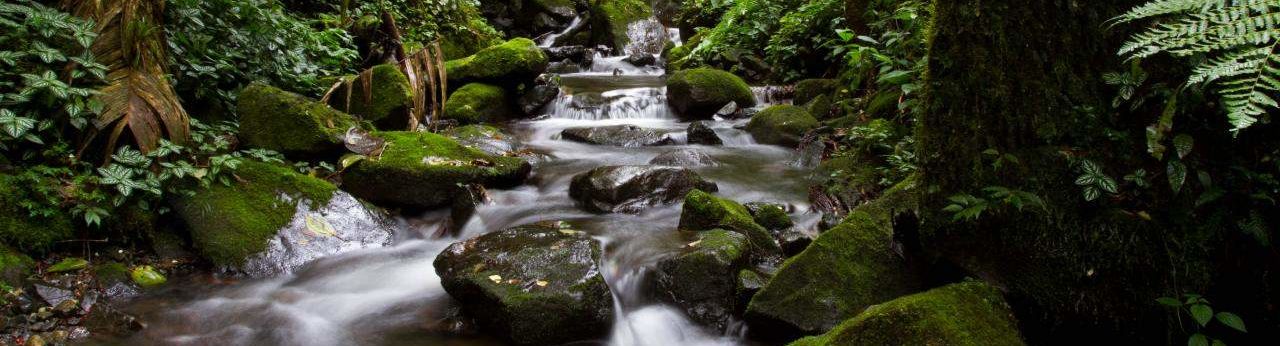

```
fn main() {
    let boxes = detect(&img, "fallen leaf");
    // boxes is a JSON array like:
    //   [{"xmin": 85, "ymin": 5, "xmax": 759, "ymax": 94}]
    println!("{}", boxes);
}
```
[
  {"xmin": 488, "ymin": 275, "xmax": 502, "ymax": 283},
  {"xmin": 536, "ymin": 280, "xmax": 549, "ymax": 287},
  {"xmin": 687, "ymin": 240, "xmax": 702, "ymax": 248},
  {"xmin": 305, "ymin": 214, "xmax": 338, "ymax": 238},
  {"xmin": 48, "ymin": 258, "xmax": 88, "ymax": 273}
]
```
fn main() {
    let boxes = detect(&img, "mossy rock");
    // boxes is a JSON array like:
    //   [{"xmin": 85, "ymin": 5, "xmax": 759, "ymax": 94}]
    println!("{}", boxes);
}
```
[
  {"xmin": 0, "ymin": 175, "xmax": 75, "ymax": 253},
  {"xmin": 342, "ymin": 131, "xmax": 532, "ymax": 209},
  {"xmin": 326, "ymin": 64, "xmax": 415, "ymax": 130},
  {"xmin": 655, "ymin": 229, "xmax": 749, "ymax": 330},
  {"xmin": 746, "ymin": 206, "xmax": 924, "ymax": 338},
  {"xmin": 0, "ymin": 246, "xmax": 34, "ymax": 288},
  {"xmin": 744, "ymin": 202, "xmax": 794, "ymax": 231},
  {"xmin": 590, "ymin": 0, "xmax": 653, "ymax": 51},
  {"xmin": 679, "ymin": 190, "xmax": 781, "ymax": 254},
  {"xmin": 172, "ymin": 160, "xmax": 337, "ymax": 267},
  {"xmin": 434, "ymin": 222, "xmax": 613, "ymax": 345},
  {"xmin": 787, "ymin": 281, "xmax": 1026, "ymax": 346},
  {"xmin": 666, "ymin": 68, "xmax": 756, "ymax": 120},
  {"xmin": 237, "ymin": 84, "xmax": 361, "ymax": 157},
  {"xmin": 444, "ymin": 124, "xmax": 521, "ymax": 156},
  {"xmin": 747, "ymin": 105, "xmax": 819, "ymax": 147},
  {"xmin": 446, "ymin": 38, "xmax": 549, "ymax": 87},
  {"xmin": 92, "ymin": 262, "xmax": 131, "ymax": 287},
  {"xmin": 793, "ymin": 79, "xmax": 839, "ymax": 105},
  {"xmin": 805, "ymin": 94, "xmax": 835, "ymax": 120},
  {"xmin": 439, "ymin": 2, "xmax": 505, "ymax": 60},
  {"xmin": 443, "ymin": 83, "xmax": 516, "ymax": 125}
]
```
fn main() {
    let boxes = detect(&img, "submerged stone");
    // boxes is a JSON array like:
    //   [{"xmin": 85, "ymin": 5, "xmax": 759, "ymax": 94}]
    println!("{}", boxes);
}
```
[
  {"xmin": 238, "ymin": 84, "xmax": 361, "ymax": 157},
  {"xmin": 747, "ymin": 105, "xmax": 819, "ymax": 147},
  {"xmin": 342, "ymin": 131, "xmax": 532, "ymax": 209},
  {"xmin": 434, "ymin": 222, "xmax": 613, "ymax": 345},
  {"xmin": 666, "ymin": 68, "xmax": 757, "ymax": 120},
  {"xmin": 570, "ymin": 165, "xmax": 718, "ymax": 214},
  {"xmin": 561, "ymin": 124, "xmax": 675, "ymax": 147}
]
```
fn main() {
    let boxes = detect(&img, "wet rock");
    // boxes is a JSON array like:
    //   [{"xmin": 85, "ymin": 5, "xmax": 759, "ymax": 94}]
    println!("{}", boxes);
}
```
[
  {"xmin": 0, "ymin": 246, "xmax": 35, "ymax": 287},
  {"xmin": 561, "ymin": 125, "xmax": 675, "ymax": 147},
  {"xmin": 679, "ymin": 190, "xmax": 782, "ymax": 255},
  {"xmin": 446, "ymin": 184, "xmax": 489, "ymax": 237},
  {"xmin": 744, "ymin": 202, "xmax": 793, "ymax": 231},
  {"xmin": 323, "ymin": 64, "xmax": 415, "ymax": 129},
  {"xmin": 518, "ymin": 78, "xmax": 561, "ymax": 116},
  {"xmin": 544, "ymin": 45, "xmax": 595, "ymax": 64},
  {"xmin": 747, "ymin": 105, "xmax": 819, "ymax": 147},
  {"xmin": 654, "ymin": 229, "xmax": 749, "ymax": 331},
  {"xmin": 444, "ymin": 124, "xmax": 521, "ymax": 156},
  {"xmin": 715, "ymin": 101, "xmax": 744, "ymax": 119},
  {"xmin": 737, "ymin": 269, "xmax": 770, "ymax": 304},
  {"xmin": 649, "ymin": 149, "xmax": 717, "ymax": 167},
  {"xmin": 774, "ymin": 228, "xmax": 814, "ymax": 258},
  {"xmin": 128, "ymin": 266, "xmax": 166, "ymax": 287},
  {"xmin": 446, "ymin": 38, "xmax": 549, "ymax": 87},
  {"xmin": 667, "ymin": 68, "xmax": 757, "ymax": 120},
  {"xmin": 342, "ymin": 131, "xmax": 532, "ymax": 209},
  {"xmin": 34, "ymin": 284, "xmax": 74, "ymax": 308},
  {"xmin": 172, "ymin": 161, "xmax": 394, "ymax": 277},
  {"xmin": 788, "ymin": 281, "xmax": 1026, "ymax": 346},
  {"xmin": 546, "ymin": 59, "xmax": 584, "ymax": 74},
  {"xmin": 238, "ymin": 84, "xmax": 362, "ymax": 157},
  {"xmin": 589, "ymin": 0, "xmax": 654, "ymax": 51},
  {"xmin": 686, "ymin": 121, "xmax": 723, "ymax": 145},
  {"xmin": 434, "ymin": 222, "xmax": 613, "ymax": 345},
  {"xmin": 444, "ymin": 83, "xmax": 517, "ymax": 125},
  {"xmin": 82, "ymin": 304, "xmax": 144, "ymax": 337},
  {"xmin": 570, "ymin": 166, "xmax": 718, "ymax": 213},
  {"xmin": 53, "ymin": 299, "xmax": 78, "ymax": 316},
  {"xmin": 623, "ymin": 54, "xmax": 656, "ymax": 67}
]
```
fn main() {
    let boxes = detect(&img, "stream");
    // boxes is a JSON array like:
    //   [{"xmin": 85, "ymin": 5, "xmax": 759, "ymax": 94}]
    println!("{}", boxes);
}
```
[{"xmin": 88, "ymin": 16, "xmax": 820, "ymax": 346}]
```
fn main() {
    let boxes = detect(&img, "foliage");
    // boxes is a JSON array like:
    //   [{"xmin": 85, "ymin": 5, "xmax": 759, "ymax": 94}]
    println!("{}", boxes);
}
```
[
  {"xmin": 1114, "ymin": 0, "xmax": 1280, "ymax": 132},
  {"xmin": 679, "ymin": 0, "xmax": 805, "ymax": 76},
  {"xmin": 763, "ymin": 0, "xmax": 846, "ymax": 82},
  {"xmin": 1075, "ymin": 159, "xmax": 1120, "ymax": 202},
  {"xmin": 826, "ymin": 0, "xmax": 929, "ymax": 119},
  {"xmin": 1157, "ymin": 293, "xmax": 1248, "ymax": 346}
]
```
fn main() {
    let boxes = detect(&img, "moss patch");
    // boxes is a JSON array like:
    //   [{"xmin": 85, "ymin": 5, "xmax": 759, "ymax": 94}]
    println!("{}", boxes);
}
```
[
  {"xmin": 93, "ymin": 262, "xmax": 131, "ymax": 287},
  {"xmin": 590, "ymin": 0, "xmax": 653, "ymax": 51},
  {"xmin": 0, "ymin": 175, "xmax": 75, "ymax": 253},
  {"xmin": 439, "ymin": 2, "xmax": 505, "ymax": 60},
  {"xmin": 444, "ymin": 83, "xmax": 515, "ymax": 125},
  {"xmin": 446, "ymin": 38, "xmax": 549, "ymax": 86},
  {"xmin": 655, "ymin": 229, "xmax": 749, "ymax": 328},
  {"xmin": 666, "ymin": 68, "xmax": 756, "ymax": 120},
  {"xmin": 787, "ymin": 281, "xmax": 1025, "ymax": 346},
  {"xmin": 237, "ymin": 84, "xmax": 361, "ymax": 157},
  {"xmin": 342, "ymin": 131, "xmax": 531, "ymax": 209},
  {"xmin": 326, "ymin": 64, "xmax": 415, "ymax": 129},
  {"xmin": 172, "ymin": 160, "xmax": 337, "ymax": 266},
  {"xmin": 794, "ymin": 79, "xmax": 839, "ymax": 106},
  {"xmin": 680, "ymin": 190, "xmax": 781, "ymax": 254},
  {"xmin": 0, "ymin": 246, "xmax": 34, "ymax": 288},
  {"xmin": 747, "ymin": 105, "xmax": 819, "ymax": 147}
]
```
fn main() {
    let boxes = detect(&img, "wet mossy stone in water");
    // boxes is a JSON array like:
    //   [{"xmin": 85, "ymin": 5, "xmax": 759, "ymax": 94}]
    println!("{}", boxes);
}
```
[
  {"xmin": 654, "ymin": 229, "xmax": 749, "ymax": 330},
  {"xmin": 666, "ymin": 68, "xmax": 756, "ymax": 120},
  {"xmin": 793, "ymin": 79, "xmax": 839, "ymax": 105},
  {"xmin": 569, "ymin": 165, "xmax": 718, "ymax": 214},
  {"xmin": 746, "ymin": 209, "xmax": 924, "ymax": 338},
  {"xmin": 687, "ymin": 121, "xmax": 723, "ymax": 145},
  {"xmin": 325, "ymin": 64, "xmax": 414, "ymax": 130},
  {"xmin": 238, "ymin": 84, "xmax": 361, "ymax": 157},
  {"xmin": 446, "ymin": 38, "xmax": 549, "ymax": 86},
  {"xmin": 0, "ymin": 246, "xmax": 34, "ymax": 287},
  {"xmin": 0, "ymin": 175, "xmax": 75, "ymax": 253},
  {"xmin": 434, "ymin": 222, "xmax": 613, "ymax": 345},
  {"xmin": 788, "ymin": 281, "xmax": 1026, "ymax": 346},
  {"xmin": 747, "ymin": 105, "xmax": 819, "ymax": 147},
  {"xmin": 444, "ymin": 124, "xmax": 520, "ymax": 156},
  {"xmin": 744, "ymin": 202, "xmax": 793, "ymax": 231},
  {"xmin": 443, "ymin": 83, "xmax": 516, "ymax": 125},
  {"xmin": 561, "ymin": 124, "xmax": 675, "ymax": 147},
  {"xmin": 679, "ymin": 190, "xmax": 782, "ymax": 254},
  {"xmin": 342, "ymin": 131, "xmax": 532, "ymax": 209},
  {"xmin": 590, "ymin": 0, "xmax": 653, "ymax": 51}
]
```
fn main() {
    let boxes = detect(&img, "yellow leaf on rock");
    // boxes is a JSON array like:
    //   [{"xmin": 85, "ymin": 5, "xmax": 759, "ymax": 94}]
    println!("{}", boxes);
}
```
[
  {"xmin": 305, "ymin": 214, "xmax": 338, "ymax": 238},
  {"xmin": 488, "ymin": 275, "xmax": 502, "ymax": 283},
  {"xmin": 536, "ymin": 280, "xmax": 549, "ymax": 287}
]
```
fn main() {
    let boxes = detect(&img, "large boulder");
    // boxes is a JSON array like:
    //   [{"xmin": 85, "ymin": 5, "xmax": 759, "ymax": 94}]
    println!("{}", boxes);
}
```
[
  {"xmin": 746, "ymin": 105, "xmax": 819, "ymax": 147},
  {"xmin": 666, "ymin": 68, "xmax": 756, "ymax": 120},
  {"xmin": 589, "ymin": 0, "xmax": 654, "ymax": 51},
  {"xmin": 238, "ymin": 84, "xmax": 361, "ymax": 157},
  {"xmin": 654, "ymin": 229, "xmax": 750, "ymax": 330},
  {"xmin": 446, "ymin": 38, "xmax": 549, "ymax": 87},
  {"xmin": 788, "ymin": 281, "xmax": 1026, "ymax": 346},
  {"xmin": 0, "ymin": 175, "xmax": 75, "ymax": 253},
  {"xmin": 570, "ymin": 166, "xmax": 718, "ymax": 213},
  {"xmin": 325, "ymin": 64, "xmax": 415, "ymax": 129},
  {"xmin": 679, "ymin": 190, "xmax": 781, "ymax": 254},
  {"xmin": 561, "ymin": 125, "xmax": 675, "ymax": 147},
  {"xmin": 342, "ymin": 131, "xmax": 532, "ymax": 209},
  {"xmin": 171, "ymin": 161, "xmax": 393, "ymax": 277},
  {"xmin": 444, "ymin": 83, "xmax": 517, "ymax": 125},
  {"xmin": 434, "ymin": 222, "xmax": 613, "ymax": 345},
  {"xmin": 745, "ymin": 208, "xmax": 924, "ymax": 338}
]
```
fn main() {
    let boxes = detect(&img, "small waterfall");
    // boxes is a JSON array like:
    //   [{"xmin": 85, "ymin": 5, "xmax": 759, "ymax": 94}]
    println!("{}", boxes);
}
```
[
  {"xmin": 751, "ymin": 86, "xmax": 795, "ymax": 106},
  {"xmin": 539, "ymin": 16, "xmax": 585, "ymax": 48},
  {"xmin": 545, "ymin": 85, "xmax": 673, "ymax": 120}
]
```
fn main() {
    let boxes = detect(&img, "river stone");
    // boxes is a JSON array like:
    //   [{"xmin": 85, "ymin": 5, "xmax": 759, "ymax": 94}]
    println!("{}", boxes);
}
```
[
  {"xmin": 569, "ymin": 165, "xmax": 718, "ymax": 213},
  {"xmin": 172, "ymin": 161, "xmax": 393, "ymax": 277},
  {"xmin": 324, "ymin": 64, "xmax": 414, "ymax": 129},
  {"xmin": 342, "ymin": 131, "xmax": 532, "ymax": 209},
  {"xmin": 443, "ymin": 83, "xmax": 516, "ymax": 125},
  {"xmin": 237, "ymin": 84, "xmax": 362, "ymax": 157},
  {"xmin": 446, "ymin": 38, "xmax": 549, "ymax": 87},
  {"xmin": 518, "ymin": 78, "xmax": 561, "ymax": 116},
  {"xmin": 747, "ymin": 105, "xmax": 820, "ymax": 147},
  {"xmin": 788, "ymin": 281, "xmax": 1026, "ymax": 346},
  {"xmin": 444, "ymin": 124, "xmax": 521, "ymax": 157},
  {"xmin": 666, "ymin": 68, "xmax": 757, "ymax": 120},
  {"xmin": 649, "ymin": 149, "xmax": 717, "ymax": 167},
  {"xmin": 561, "ymin": 125, "xmax": 675, "ymax": 147},
  {"xmin": 434, "ymin": 222, "xmax": 613, "ymax": 345},
  {"xmin": 654, "ymin": 229, "xmax": 749, "ymax": 331},
  {"xmin": 687, "ymin": 121, "xmax": 723, "ymax": 145},
  {"xmin": 680, "ymin": 190, "xmax": 782, "ymax": 255}
]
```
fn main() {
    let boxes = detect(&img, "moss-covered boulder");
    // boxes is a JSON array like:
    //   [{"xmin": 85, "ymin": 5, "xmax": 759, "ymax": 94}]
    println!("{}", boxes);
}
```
[
  {"xmin": 744, "ymin": 202, "xmax": 794, "ymax": 231},
  {"xmin": 654, "ymin": 229, "xmax": 750, "ymax": 330},
  {"xmin": 788, "ymin": 281, "xmax": 1025, "ymax": 346},
  {"xmin": 342, "ymin": 131, "xmax": 532, "ymax": 209},
  {"xmin": 446, "ymin": 38, "xmax": 549, "ymax": 87},
  {"xmin": 745, "ymin": 208, "xmax": 924, "ymax": 338},
  {"xmin": 679, "ymin": 190, "xmax": 781, "ymax": 254},
  {"xmin": 570, "ymin": 166, "xmax": 718, "ymax": 213},
  {"xmin": 0, "ymin": 175, "xmax": 75, "ymax": 253},
  {"xmin": 0, "ymin": 246, "xmax": 34, "ymax": 288},
  {"xmin": 666, "ymin": 68, "xmax": 756, "ymax": 120},
  {"xmin": 793, "ymin": 79, "xmax": 839, "ymax": 105},
  {"xmin": 325, "ymin": 64, "xmax": 415, "ymax": 129},
  {"xmin": 238, "ymin": 84, "xmax": 361, "ymax": 157},
  {"xmin": 443, "ymin": 83, "xmax": 516, "ymax": 125},
  {"xmin": 747, "ymin": 105, "xmax": 819, "ymax": 147},
  {"xmin": 435, "ymin": 222, "xmax": 613, "ymax": 345},
  {"xmin": 172, "ymin": 161, "xmax": 394, "ymax": 276},
  {"xmin": 444, "ymin": 124, "xmax": 521, "ymax": 156},
  {"xmin": 590, "ymin": 0, "xmax": 654, "ymax": 51}
]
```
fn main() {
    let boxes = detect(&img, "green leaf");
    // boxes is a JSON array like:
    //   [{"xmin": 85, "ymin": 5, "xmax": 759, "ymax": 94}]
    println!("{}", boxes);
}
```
[
  {"xmin": 1156, "ymin": 297, "xmax": 1182, "ymax": 307},
  {"xmin": 1190, "ymin": 303, "xmax": 1213, "ymax": 326},
  {"xmin": 1168, "ymin": 160, "xmax": 1187, "ymax": 194},
  {"xmin": 48, "ymin": 257, "xmax": 88, "ymax": 273},
  {"xmin": 1173, "ymin": 134, "xmax": 1194, "ymax": 159},
  {"xmin": 130, "ymin": 265, "xmax": 167, "ymax": 287},
  {"xmin": 1188, "ymin": 334, "xmax": 1208, "ymax": 346},
  {"xmin": 1215, "ymin": 312, "xmax": 1247, "ymax": 333},
  {"xmin": 339, "ymin": 153, "xmax": 366, "ymax": 169}
]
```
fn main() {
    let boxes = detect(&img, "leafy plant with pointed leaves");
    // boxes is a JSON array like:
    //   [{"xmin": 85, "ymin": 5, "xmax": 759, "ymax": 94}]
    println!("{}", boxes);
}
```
[
  {"xmin": 1157, "ymin": 293, "xmax": 1247, "ymax": 346},
  {"xmin": 1075, "ymin": 159, "xmax": 1120, "ymax": 201}
]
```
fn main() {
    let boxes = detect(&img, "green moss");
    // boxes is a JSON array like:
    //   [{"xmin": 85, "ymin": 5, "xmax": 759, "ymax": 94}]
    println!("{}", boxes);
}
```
[
  {"xmin": 0, "ymin": 246, "xmax": 34, "ymax": 287},
  {"xmin": 747, "ymin": 105, "xmax": 819, "ymax": 147},
  {"xmin": 342, "ymin": 131, "xmax": 531, "ymax": 208},
  {"xmin": 666, "ymin": 68, "xmax": 756, "ymax": 119},
  {"xmin": 590, "ymin": 0, "xmax": 653, "ymax": 51},
  {"xmin": 237, "ymin": 84, "xmax": 361, "ymax": 156},
  {"xmin": 745, "ymin": 202, "xmax": 923, "ymax": 336},
  {"xmin": 446, "ymin": 38, "xmax": 549, "ymax": 86},
  {"xmin": 439, "ymin": 2, "xmax": 505, "ymax": 60},
  {"xmin": 444, "ymin": 83, "xmax": 515, "ymax": 125},
  {"xmin": 445, "ymin": 124, "xmax": 504, "ymax": 140},
  {"xmin": 746, "ymin": 203, "xmax": 793, "ymax": 231},
  {"xmin": 326, "ymin": 64, "xmax": 414, "ymax": 129},
  {"xmin": 173, "ymin": 160, "xmax": 337, "ymax": 266},
  {"xmin": 655, "ymin": 229, "xmax": 749, "ymax": 327},
  {"xmin": 0, "ymin": 175, "xmax": 75, "ymax": 253},
  {"xmin": 794, "ymin": 79, "xmax": 839, "ymax": 105},
  {"xmin": 787, "ymin": 281, "xmax": 1025, "ymax": 346},
  {"xmin": 93, "ymin": 262, "xmax": 131, "ymax": 287},
  {"xmin": 679, "ymin": 190, "xmax": 781, "ymax": 254}
]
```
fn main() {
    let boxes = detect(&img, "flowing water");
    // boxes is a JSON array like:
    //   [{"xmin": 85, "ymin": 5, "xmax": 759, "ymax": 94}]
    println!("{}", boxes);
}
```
[{"xmin": 90, "ymin": 13, "xmax": 820, "ymax": 346}]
